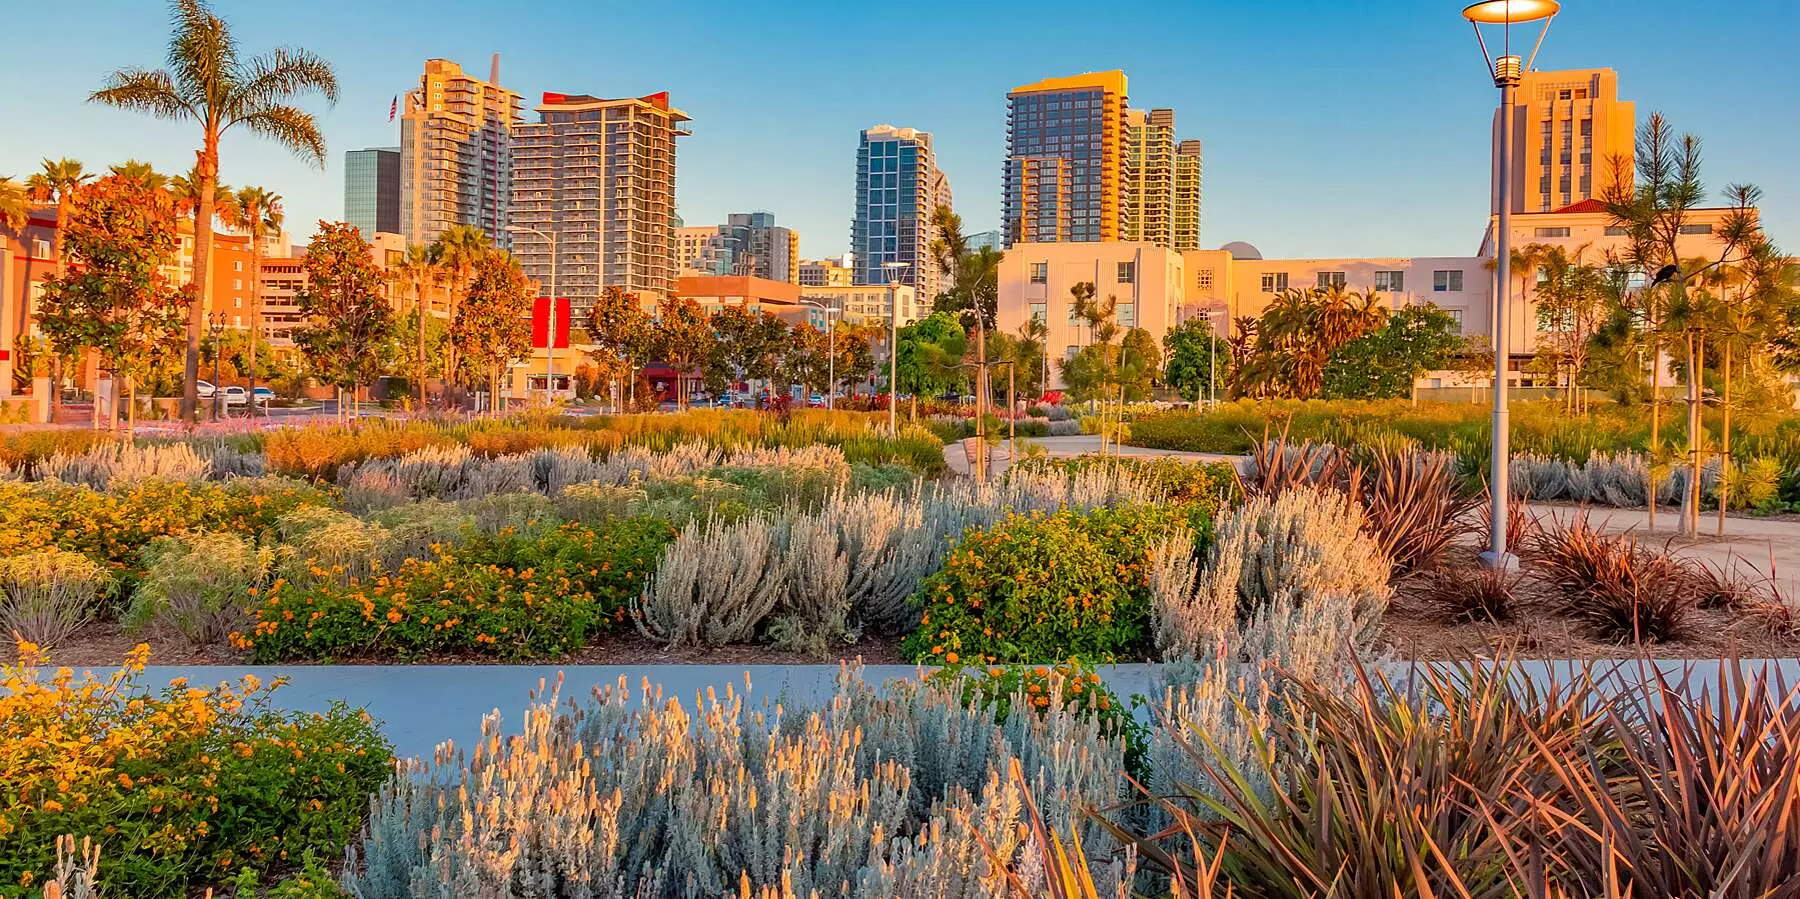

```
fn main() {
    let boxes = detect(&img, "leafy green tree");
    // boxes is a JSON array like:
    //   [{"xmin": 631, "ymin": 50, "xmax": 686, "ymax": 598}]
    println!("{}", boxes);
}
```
[
  {"xmin": 1163, "ymin": 317, "xmax": 1228, "ymax": 402},
  {"xmin": 1119, "ymin": 327, "xmax": 1160, "ymax": 401},
  {"xmin": 293, "ymin": 221, "xmax": 392, "ymax": 407},
  {"xmin": 1236, "ymin": 286, "xmax": 1385, "ymax": 399},
  {"xmin": 0, "ymin": 177, "xmax": 29, "ymax": 231},
  {"xmin": 709, "ymin": 304, "xmax": 789, "ymax": 394},
  {"xmin": 588, "ymin": 286, "xmax": 652, "ymax": 410},
  {"xmin": 894, "ymin": 311, "xmax": 967, "ymax": 416},
  {"xmin": 34, "ymin": 173, "xmax": 186, "ymax": 431},
  {"xmin": 25, "ymin": 158, "xmax": 90, "ymax": 264},
  {"xmin": 652, "ymin": 295, "xmax": 714, "ymax": 409},
  {"xmin": 452, "ymin": 251, "xmax": 534, "ymax": 412},
  {"xmin": 1321, "ymin": 304, "xmax": 1462, "ymax": 400},
  {"xmin": 93, "ymin": 0, "xmax": 337, "ymax": 422},
  {"xmin": 1060, "ymin": 282, "xmax": 1124, "ymax": 403},
  {"xmin": 832, "ymin": 324, "xmax": 877, "ymax": 396},
  {"xmin": 390, "ymin": 243, "xmax": 443, "ymax": 406},
  {"xmin": 779, "ymin": 322, "xmax": 830, "ymax": 401}
]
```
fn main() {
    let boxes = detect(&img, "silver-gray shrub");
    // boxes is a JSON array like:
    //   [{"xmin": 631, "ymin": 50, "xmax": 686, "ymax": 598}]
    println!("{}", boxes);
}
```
[
  {"xmin": 828, "ymin": 489, "xmax": 938, "ymax": 636},
  {"xmin": 1173, "ymin": 486, "xmax": 1391, "ymax": 657},
  {"xmin": 343, "ymin": 668, "xmax": 1129, "ymax": 898},
  {"xmin": 38, "ymin": 441, "xmax": 212, "ymax": 488},
  {"xmin": 1508, "ymin": 450, "xmax": 1718, "ymax": 508},
  {"xmin": 126, "ymin": 531, "xmax": 276, "ymax": 647},
  {"xmin": 635, "ymin": 514, "xmax": 790, "ymax": 647},
  {"xmin": 194, "ymin": 440, "xmax": 267, "ymax": 479},
  {"xmin": 768, "ymin": 511, "xmax": 852, "ymax": 655},
  {"xmin": 0, "ymin": 548, "xmax": 111, "ymax": 647}
]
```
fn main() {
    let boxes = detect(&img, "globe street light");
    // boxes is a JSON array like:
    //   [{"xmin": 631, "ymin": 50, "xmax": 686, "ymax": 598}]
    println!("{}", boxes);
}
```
[
  {"xmin": 508, "ymin": 225, "xmax": 558, "ymax": 407},
  {"xmin": 883, "ymin": 261, "xmax": 909, "ymax": 435},
  {"xmin": 1463, "ymin": 0, "xmax": 1559, "ymax": 570}
]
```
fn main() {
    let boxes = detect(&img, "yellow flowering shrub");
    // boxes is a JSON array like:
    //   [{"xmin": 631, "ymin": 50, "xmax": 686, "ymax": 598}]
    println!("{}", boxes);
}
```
[
  {"xmin": 0, "ymin": 478, "xmax": 332, "ymax": 578},
  {"xmin": 0, "ymin": 643, "xmax": 391, "ymax": 899}
]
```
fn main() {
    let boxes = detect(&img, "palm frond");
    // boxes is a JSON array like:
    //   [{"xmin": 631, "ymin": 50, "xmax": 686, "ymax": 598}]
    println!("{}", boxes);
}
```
[
  {"xmin": 90, "ymin": 68, "xmax": 194, "ymax": 121},
  {"xmin": 233, "ymin": 47, "xmax": 339, "ymax": 117},
  {"xmin": 236, "ymin": 105, "xmax": 328, "ymax": 167},
  {"xmin": 167, "ymin": 0, "xmax": 236, "ymax": 114}
]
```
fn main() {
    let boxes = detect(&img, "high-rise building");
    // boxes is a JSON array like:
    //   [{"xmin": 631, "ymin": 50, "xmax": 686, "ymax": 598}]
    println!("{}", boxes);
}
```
[
  {"xmin": 1497, "ymin": 67, "xmax": 1635, "ymax": 214},
  {"xmin": 676, "ymin": 213, "xmax": 799, "ymax": 282},
  {"xmin": 799, "ymin": 255, "xmax": 854, "ymax": 287},
  {"xmin": 399, "ymin": 57, "xmax": 522, "ymax": 247},
  {"xmin": 852, "ymin": 124, "xmax": 952, "ymax": 299},
  {"xmin": 1122, "ymin": 108, "xmax": 1176, "ymax": 248},
  {"xmin": 1002, "ymin": 71, "xmax": 1128, "ymax": 248},
  {"xmin": 344, "ymin": 147, "xmax": 401, "ymax": 238},
  {"xmin": 512, "ymin": 90, "xmax": 690, "ymax": 314},
  {"xmin": 1173, "ymin": 139, "xmax": 1203, "ymax": 252},
  {"xmin": 966, "ymin": 230, "xmax": 1002, "ymax": 254}
]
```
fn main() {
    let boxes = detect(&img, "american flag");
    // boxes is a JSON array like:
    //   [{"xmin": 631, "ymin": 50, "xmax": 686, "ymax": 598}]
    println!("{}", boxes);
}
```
[{"xmin": 389, "ymin": 95, "xmax": 398, "ymax": 122}]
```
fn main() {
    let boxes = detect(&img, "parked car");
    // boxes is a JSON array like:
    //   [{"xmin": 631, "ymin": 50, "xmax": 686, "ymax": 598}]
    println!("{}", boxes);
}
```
[
  {"xmin": 222, "ymin": 386, "xmax": 248, "ymax": 406},
  {"xmin": 250, "ymin": 386, "xmax": 276, "ymax": 405},
  {"xmin": 195, "ymin": 380, "xmax": 217, "ymax": 399}
]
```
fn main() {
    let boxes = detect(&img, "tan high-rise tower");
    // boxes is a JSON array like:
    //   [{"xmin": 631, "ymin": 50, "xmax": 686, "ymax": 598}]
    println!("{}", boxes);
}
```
[
  {"xmin": 400, "ymin": 58, "xmax": 522, "ymax": 248},
  {"xmin": 511, "ymin": 91, "xmax": 690, "ymax": 315},
  {"xmin": 1003, "ymin": 71, "xmax": 1129, "ymax": 248},
  {"xmin": 1122, "ymin": 108, "xmax": 1175, "ymax": 248},
  {"xmin": 1495, "ymin": 67, "xmax": 1635, "ymax": 214},
  {"xmin": 1173, "ymin": 139, "xmax": 1203, "ymax": 252}
]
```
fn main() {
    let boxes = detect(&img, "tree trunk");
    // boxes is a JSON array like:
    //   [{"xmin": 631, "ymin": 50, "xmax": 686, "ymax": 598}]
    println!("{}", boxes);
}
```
[
  {"xmin": 1647, "ymin": 323, "xmax": 1661, "ymax": 533},
  {"xmin": 1718, "ymin": 342, "xmax": 1732, "ymax": 536},
  {"xmin": 415, "ymin": 284, "xmax": 427, "ymax": 411},
  {"xmin": 185, "ymin": 140, "xmax": 218, "ymax": 426},
  {"xmin": 125, "ymin": 374, "xmax": 136, "ymax": 439},
  {"xmin": 1683, "ymin": 332, "xmax": 1703, "ymax": 537},
  {"xmin": 246, "ymin": 238, "xmax": 262, "ymax": 417}
]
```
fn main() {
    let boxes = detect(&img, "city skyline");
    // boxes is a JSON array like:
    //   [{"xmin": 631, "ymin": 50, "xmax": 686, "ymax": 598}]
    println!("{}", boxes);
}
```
[{"xmin": 4, "ymin": 0, "xmax": 1795, "ymax": 261}]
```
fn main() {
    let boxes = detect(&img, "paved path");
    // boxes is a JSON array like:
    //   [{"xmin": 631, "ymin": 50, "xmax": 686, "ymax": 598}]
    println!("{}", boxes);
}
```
[
  {"xmin": 51, "ymin": 658, "xmax": 1788, "ymax": 761},
  {"xmin": 945, "ymin": 435, "xmax": 1240, "ymax": 478}
]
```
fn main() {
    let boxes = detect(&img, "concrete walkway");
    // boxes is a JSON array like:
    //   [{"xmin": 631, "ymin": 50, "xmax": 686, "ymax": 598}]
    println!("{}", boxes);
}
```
[
  {"xmin": 945, "ymin": 435, "xmax": 1240, "ymax": 478},
  {"xmin": 66, "ymin": 658, "xmax": 1794, "ymax": 761}
]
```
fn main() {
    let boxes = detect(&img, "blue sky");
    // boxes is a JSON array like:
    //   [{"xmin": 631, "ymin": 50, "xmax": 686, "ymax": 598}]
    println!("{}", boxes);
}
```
[{"xmin": 2, "ymin": 0, "xmax": 1795, "ymax": 260}]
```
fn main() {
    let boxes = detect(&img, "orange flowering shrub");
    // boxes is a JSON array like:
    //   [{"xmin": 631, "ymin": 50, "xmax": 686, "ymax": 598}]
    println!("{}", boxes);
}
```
[
  {"xmin": 928, "ymin": 661, "xmax": 1148, "ymax": 776},
  {"xmin": 0, "ymin": 642, "xmax": 391, "ymax": 898},
  {"xmin": 240, "ymin": 518, "xmax": 676, "ymax": 661},
  {"xmin": 902, "ymin": 504, "xmax": 1205, "ymax": 664},
  {"xmin": 0, "ymin": 478, "xmax": 333, "ymax": 578},
  {"xmin": 0, "ymin": 431, "xmax": 114, "ymax": 471},
  {"xmin": 262, "ymin": 423, "xmax": 457, "ymax": 480}
]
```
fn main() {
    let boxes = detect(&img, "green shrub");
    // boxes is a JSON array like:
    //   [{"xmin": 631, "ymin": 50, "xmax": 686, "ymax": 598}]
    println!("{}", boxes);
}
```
[
  {"xmin": 0, "ymin": 646, "xmax": 392, "ymax": 899},
  {"xmin": 241, "ymin": 518, "xmax": 675, "ymax": 661},
  {"xmin": 127, "ymin": 533, "xmax": 277, "ymax": 647},
  {"xmin": 929, "ymin": 660, "xmax": 1148, "ymax": 777},
  {"xmin": 904, "ymin": 504, "xmax": 1206, "ymax": 664},
  {"xmin": 1010, "ymin": 455, "xmax": 1239, "ymax": 517},
  {"xmin": 0, "ymin": 549, "xmax": 111, "ymax": 648}
]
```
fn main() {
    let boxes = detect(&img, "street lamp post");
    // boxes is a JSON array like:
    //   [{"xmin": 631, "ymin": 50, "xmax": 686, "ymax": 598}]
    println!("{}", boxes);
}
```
[
  {"xmin": 799, "ymin": 300, "xmax": 837, "ymax": 409},
  {"xmin": 1463, "ymin": 0, "xmax": 1559, "ymax": 570},
  {"xmin": 883, "ymin": 261, "xmax": 909, "ymax": 436},
  {"xmin": 508, "ymin": 226, "xmax": 558, "ymax": 406},
  {"xmin": 207, "ymin": 313, "xmax": 226, "ymax": 422}
]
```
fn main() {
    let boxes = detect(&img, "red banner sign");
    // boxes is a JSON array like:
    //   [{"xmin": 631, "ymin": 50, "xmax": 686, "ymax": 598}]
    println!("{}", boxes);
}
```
[{"xmin": 532, "ymin": 297, "xmax": 572, "ymax": 349}]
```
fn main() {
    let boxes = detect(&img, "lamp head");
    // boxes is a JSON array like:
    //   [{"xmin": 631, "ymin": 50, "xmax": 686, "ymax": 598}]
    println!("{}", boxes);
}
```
[{"xmin": 1462, "ymin": 0, "xmax": 1559, "ymax": 23}]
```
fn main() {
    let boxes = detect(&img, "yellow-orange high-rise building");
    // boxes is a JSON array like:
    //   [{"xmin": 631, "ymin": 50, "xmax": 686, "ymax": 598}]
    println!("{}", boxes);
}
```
[
  {"xmin": 1496, "ymin": 67, "xmax": 1635, "ymax": 214},
  {"xmin": 1003, "ymin": 71, "xmax": 1129, "ymax": 248},
  {"xmin": 400, "ymin": 57, "xmax": 523, "ymax": 247}
]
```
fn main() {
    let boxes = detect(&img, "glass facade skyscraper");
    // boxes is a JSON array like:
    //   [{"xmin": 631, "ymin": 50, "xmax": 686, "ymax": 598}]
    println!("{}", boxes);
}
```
[
  {"xmin": 852, "ymin": 125, "xmax": 951, "ymax": 301},
  {"xmin": 344, "ymin": 147, "xmax": 401, "ymax": 238}
]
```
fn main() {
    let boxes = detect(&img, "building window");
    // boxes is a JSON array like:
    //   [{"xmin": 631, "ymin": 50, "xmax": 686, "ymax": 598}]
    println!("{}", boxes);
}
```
[
  {"xmin": 1196, "ymin": 269, "xmax": 1214, "ymax": 291},
  {"xmin": 1679, "ymin": 224, "xmax": 1714, "ymax": 235},
  {"xmin": 1374, "ymin": 270, "xmax": 1405, "ymax": 292},
  {"xmin": 1604, "ymin": 226, "xmax": 1629, "ymax": 236},
  {"xmin": 1116, "ymin": 261, "xmax": 1135, "ymax": 284},
  {"xmin": 1534, "ymin": 227, "xmax": 1571, "ymax": 238},
  {"xmin": 1317, "ymin": 271, "xmax": 1346, "ymax": 289},
  {"xmin": 31, "ymin": 238, "xmax": 51, "ymax": 259},
  {"xmin": 1029, "ymin": 302, "xmax": 1046, "ymax": 323},
  {"xmin": 1260, "ymin": 272, "xmax": 1288, "ymax": 293},
  {"xmin": 1029, "ymin": 262, "xmax": 1048, "ymax": 284},
  {"xmin": 1434, "ymin": 270, "xmax": 1465, "ymax": 292},
  {"xmin": 1445, "ymin": 308, "xmax": 1465, "ymax": 327},
  {"xmin": 234, "ymin": 260, "xmax": 244, "ymax": 272}
]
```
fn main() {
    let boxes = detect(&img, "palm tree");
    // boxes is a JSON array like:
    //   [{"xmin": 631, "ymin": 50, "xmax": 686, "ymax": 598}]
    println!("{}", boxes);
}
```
[
  {"xmin": 223, "ymin": 186, "xmax": 281, "ymax": 409},
  {"xmin": 92, "ymin": 0, "xmax": 337, "ymax": 424},
  {"xmin": 24, "ymin": 159, "xmax": 90, "ymax": 264},
  {"xmin": 0, "ymin": 178, "xmax": 27, "ymax": 231},
  {"xmin": 392, "ymin": 243, "xmax": 443, "ymax": 408},
  {"xmin": 108, "ymin": 160, "xmax": 168, "ymax": 191},
  {"xmin": 436, "ymin": 225, "xmax": 492, "ymax": 397},
  {"xmin": 172, "ymin": 168, "xmax": 238, "ymax": 234}
]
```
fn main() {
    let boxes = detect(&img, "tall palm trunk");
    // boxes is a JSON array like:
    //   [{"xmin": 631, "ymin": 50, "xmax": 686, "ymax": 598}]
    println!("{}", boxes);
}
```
[
  {"xmin": 1647, "ymin": 318, "xmax": 1661, "ymax": 533},
  {"xmin": 185, "ymin": 140, "xmax": 219, "ymax": 425},
  {"xmin": 1683, "ymin": 332, "xmax": 1704, "ymax": 537},
  {"xmin": 246, "ymin": 238, "xmax": 262, "ymax": 414},
  {"xmin": 50, "ymin": 195, "xmax": 72, "ymax": 421}
]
